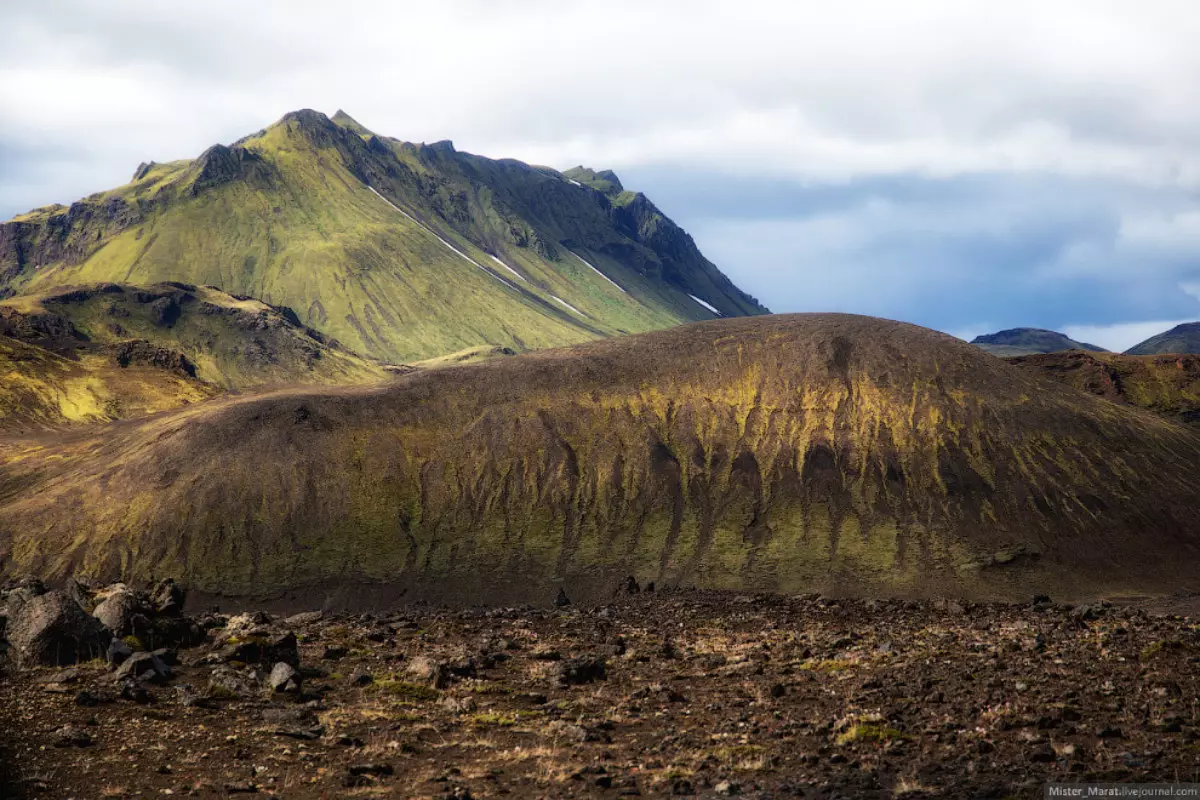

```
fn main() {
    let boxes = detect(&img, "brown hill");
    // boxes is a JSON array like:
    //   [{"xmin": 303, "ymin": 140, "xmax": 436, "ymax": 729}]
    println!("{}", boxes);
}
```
[
  {"xmin": 1008, "ymin": 350, "xmax": 1200, "ymax": 426},
  {"xmin": 2, "ymin": 313, "xmax": 1199, "ymax": 605}
]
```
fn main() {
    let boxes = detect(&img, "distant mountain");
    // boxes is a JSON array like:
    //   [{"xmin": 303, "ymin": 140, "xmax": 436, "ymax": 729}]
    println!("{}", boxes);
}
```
[
  {"xmin": 970, "ymin": 328, "xmax": 1105, "ymax": 357},
  {"xmin": 5, "ymin": 313, "xmax": 1200, "ymax": 602},
  {"xmin": 0, "ymin": 109, "xmax": 766, "ymax": 364},
  {"xmin": 1125, "ymin": 322, "xmax": 1200, "ymax": 355}
]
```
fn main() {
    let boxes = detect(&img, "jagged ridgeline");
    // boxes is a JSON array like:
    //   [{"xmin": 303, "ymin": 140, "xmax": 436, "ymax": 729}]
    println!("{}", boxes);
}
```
[
  {"xmin": 3, "ymin": 314, "xmax": 1200, "ymax": 604},
  {"xmin": 0, "ymin": 109, "xmax": 766, "ymax": 364}
]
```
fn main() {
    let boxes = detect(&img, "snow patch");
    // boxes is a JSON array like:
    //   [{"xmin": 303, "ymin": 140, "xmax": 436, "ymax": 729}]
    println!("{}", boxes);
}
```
[
  {"xmin": 571, "ymin": 252, "xmax": 627, "ymax": 294},
  {"xmin": 568, "ymin": 179, "xmax": 583, "ymax": 187},
  {"xmin": 366, "ymin": 185, "xmax": 514, "ymax": 289},
  {"xmin": 689, "ymin": 294, "xmax": 721, "ymax": 315},
  {"xmin": 489, "ymin": 254, "xmax": 527, "ymax": 282},
  {"xmin": 550, "ymin": 295, "xmax": 584, "ymax": 315}
]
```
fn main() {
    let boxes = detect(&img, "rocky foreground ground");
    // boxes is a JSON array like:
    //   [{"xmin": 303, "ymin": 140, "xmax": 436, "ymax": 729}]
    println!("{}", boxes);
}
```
[{"xmin": 2, "ymin": 581, "xmax": 1200, "ymax": 799}]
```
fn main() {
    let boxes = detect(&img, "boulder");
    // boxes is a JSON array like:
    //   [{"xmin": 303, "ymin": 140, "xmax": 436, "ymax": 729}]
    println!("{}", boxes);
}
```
[
  {"xmin": 92, "ymin": 589, "xmax": 146, "ymax": 638},
  {"xmin": 8, "ymin": 591, "xmax": 110, "ymax": 668},
  {"xmin": 150, "ymin": 578, "xmax": 185, "ymax": 617}
]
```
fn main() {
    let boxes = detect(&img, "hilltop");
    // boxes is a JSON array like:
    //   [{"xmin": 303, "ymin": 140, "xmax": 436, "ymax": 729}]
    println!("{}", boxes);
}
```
[
  {"xmin": 970, "ymin": 328, "xmax": 1104, "ymax": 357},
  {"xmin": 2, "ymin": 313, "xmax": 1198, "ymax": 604},
  {"xmin": 0, "ymin": 110, "xmax": 766, "ymax": 364},
  {"xmin": 1125, "ymin": 321, "xmax": 1200, "ymax": 355}
]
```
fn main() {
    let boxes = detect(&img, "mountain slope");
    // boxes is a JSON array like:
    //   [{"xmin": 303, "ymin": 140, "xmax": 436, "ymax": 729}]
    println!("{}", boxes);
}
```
[
  {"xmin": 3, "ymin": 314, "xmax": 1199, "ymax": 604},
  {"xmin": 971, "ymin": 328, "xmax": 1104, "ymax": 357},
  {"xmin": 0, "ymin": 110, "xmax": 766, "ymax": 363},
  {"xmin": 0, "ymin": 282, "xmax": 388, "ymax": 389},
  {"xmin": 1009, "ymin": 350, "xmax": 1200, "ymax": 426},
  {"xmin": 1126, "ymin": 322, "xmax": 1200, "ymax": 355},
  {"xmin": 0, "ymin": 332, "xmax": 216, "ymax": 431}
]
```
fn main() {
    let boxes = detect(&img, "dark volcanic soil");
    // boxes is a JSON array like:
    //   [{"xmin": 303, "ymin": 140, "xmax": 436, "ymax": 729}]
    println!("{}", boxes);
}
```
[{"xmin": 3, "ymin": 589, "xmax": 1200, "ymax": 799}]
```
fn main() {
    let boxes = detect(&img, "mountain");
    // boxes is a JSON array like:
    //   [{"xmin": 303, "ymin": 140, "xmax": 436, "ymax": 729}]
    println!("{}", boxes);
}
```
[
  {"xmin": 3, "ymin": 313, "xmax": 1199, "ymax": 605},
  {"xmin": 0, "ymin": 109, "xmax": 766, "ymax": 364},
  {"xmin": 1009, "ymin": 350, "xmax": 1200, "ymax": 426},
  {"xmin": 0, "ymin": 282, "xmax": 388, "ymax": 391},
  {"xmin": 970, "ymin": 328, "xmax": 1105, "ymax": 357},
  {"xmin": 1125, "ymin": 322, "xmax": 1200, "ymax": 355}
]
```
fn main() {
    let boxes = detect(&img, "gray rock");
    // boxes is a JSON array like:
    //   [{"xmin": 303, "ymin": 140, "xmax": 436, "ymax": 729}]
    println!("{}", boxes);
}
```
[
  {"xmin": 206, "ymin": 665, "xmax": 258, "ymax": 700},
  {"xmin": 151, "ymin": 578, "xmax": 185, "ymax": 616},
  {"xmin": 8, "ymin": 591, "xmax": 110, "ymax": 668},
  {"xmin": 557, "ymin": 656, "xmax": 607, "ymax": 686},
  {"xmin": 115, "ymin": 651, "xmax": 171, "ymax": 684},
  {"xmin": 284, "ymin": 611, "xmax": 324, "ymax": 627},
  {"xmin": 268, "ymin": 661, "xmax": 301, "ymax": 694},
  {"xmin": 106, "ymin": 638, "xmax": 134, "ymax": 667},
  {"xmin": 405, "ymin": 655, "xmax": 450, "ymax": 688},
  {"xmin": 92, "ymin": 589, "xmax": 145, "ymax": 638}
]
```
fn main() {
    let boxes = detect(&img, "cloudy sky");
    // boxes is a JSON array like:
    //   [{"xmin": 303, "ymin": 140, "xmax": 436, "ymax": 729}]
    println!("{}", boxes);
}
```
[{"xmin": 4, "ymin": 0, "xmax": 1200, "ymax": 350}]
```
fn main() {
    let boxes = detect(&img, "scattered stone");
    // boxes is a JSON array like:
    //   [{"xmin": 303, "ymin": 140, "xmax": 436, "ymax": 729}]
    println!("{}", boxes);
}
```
[
  {"xmin": 348, "ymin": 763, "xmax": 394, "ymax": 777},
  {"xmin": 715, "ymin": 780, "xmax": 741, "ymax": 796},
  {"xmin": 52, "ymin": 725, "xmax": 93, "ymax": 748},
  {"xmin": 115, "ymin": 651, "xmax": 172, "ymax": 684},
  {"xmin": 557, "ymin": 656, "xmax": 606, "ymax": 686},
  {"xmin": 322, "ymin": 645, "xmax": 348, "ymax": 661},
  {"xmin": 106, "ymin": 637, "xmax": 134, "ymax": 666},
  {"xmin": 349, "ymin": 669, "xmax": 374, "ymax": 687},
  {"xmin": 285, "ymin": 611, "xmax": 323, "ymax": 627},
  {"xmin": 406, "ymin": 656, "xmax": 450, "ymax": 688},
  {"xmin": 268, "ymin": 662, "xmax": 302, "ymax": 694}
]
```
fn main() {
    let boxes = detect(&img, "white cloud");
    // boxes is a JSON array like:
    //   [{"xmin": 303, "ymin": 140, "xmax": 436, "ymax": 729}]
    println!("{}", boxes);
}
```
[{"xmin": 5, "ymin": 0, "xmax": 1200, "ymax": 216}]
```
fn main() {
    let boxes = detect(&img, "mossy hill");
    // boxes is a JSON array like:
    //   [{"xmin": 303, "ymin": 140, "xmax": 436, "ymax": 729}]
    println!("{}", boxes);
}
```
[
  {"xmin": 0, "ymin": 110, "xmax": 766, "ymax": 364},
  {"xmin": 1, "ymin": 282, "xmax": 388, "ymax": 391},
  {"xmin": 1009, "ymin": 350, "xmax": 1200, "ymax": 426},
  {"xmin": 1125, "ymin": 322, "xmax": 1200, "ymax": 355},
  {"xmin": 3, "ymin": 314, "xmax": 1199, "ymax": 605},
  {"xmin": 970, "ymin": 328, "xmax": 1105, "ymax": 357}
]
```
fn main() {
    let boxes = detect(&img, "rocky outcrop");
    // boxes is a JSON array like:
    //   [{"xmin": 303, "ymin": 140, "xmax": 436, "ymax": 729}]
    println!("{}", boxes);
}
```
[{"xmin": 7, "ymin": 591, "xmax": 110, "ymax": 668}]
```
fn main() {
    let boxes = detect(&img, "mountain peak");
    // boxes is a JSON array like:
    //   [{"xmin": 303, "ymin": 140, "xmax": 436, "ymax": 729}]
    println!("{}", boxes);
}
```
[
  {"xmin": 563, "ymin": 166, "xmax": 624, "ymax": 194},
  {"xmin": 331, "ymin": 109, "xmax": 373, "ymax": 136}
]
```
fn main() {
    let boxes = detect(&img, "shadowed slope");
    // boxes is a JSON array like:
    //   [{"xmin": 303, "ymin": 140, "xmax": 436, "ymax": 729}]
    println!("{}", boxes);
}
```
[{"xmin": 2, "ymin": 314, "xmax": 1199, "ymax": 604}]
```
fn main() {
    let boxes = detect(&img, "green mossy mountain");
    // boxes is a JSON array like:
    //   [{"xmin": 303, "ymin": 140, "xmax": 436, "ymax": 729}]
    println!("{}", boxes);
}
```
[
  {"xmin": 1125, "ymin": 322, "xmax": 1200, "ymax": 355},
  {"xmin": 971, "ymin": 328, "xmax": 1105, "ymax": 357},
  {"xmin": 0, "ymin": 110, "xmax": 766, "ymax": 364},
  {"xmin": 3, "ymin": 313, "xmax": 1199, "ymax": 604}
]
